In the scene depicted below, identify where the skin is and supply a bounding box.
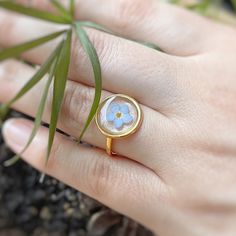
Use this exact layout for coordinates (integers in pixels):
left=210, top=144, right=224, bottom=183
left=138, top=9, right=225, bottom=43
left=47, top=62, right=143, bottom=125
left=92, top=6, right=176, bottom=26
left=0, top=0, right=236, bottom=235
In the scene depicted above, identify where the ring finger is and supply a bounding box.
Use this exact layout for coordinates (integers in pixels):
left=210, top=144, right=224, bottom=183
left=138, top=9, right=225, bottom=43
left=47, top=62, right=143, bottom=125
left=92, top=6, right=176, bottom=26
left=0, top=60, right=172, bottom=168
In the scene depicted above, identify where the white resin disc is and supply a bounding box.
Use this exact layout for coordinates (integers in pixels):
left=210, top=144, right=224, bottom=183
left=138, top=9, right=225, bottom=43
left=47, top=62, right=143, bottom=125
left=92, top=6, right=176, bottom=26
left=96, top=95, right=140, bottom=137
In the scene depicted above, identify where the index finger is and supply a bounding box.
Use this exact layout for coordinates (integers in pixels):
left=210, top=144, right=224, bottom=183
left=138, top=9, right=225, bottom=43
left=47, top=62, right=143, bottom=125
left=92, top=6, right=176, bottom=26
left=0, top=9, right=184, bottom=112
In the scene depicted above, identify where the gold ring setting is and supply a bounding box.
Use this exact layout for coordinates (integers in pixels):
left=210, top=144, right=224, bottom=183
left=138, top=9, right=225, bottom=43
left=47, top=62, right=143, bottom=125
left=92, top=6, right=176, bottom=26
left=95, top=94, right=142, bottom=156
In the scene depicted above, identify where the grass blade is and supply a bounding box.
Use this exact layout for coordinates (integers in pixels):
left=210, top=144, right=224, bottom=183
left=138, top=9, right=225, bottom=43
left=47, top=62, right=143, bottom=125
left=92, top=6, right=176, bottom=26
left=47, top=30, right=72, bottom=164
left=4, top=59, right=57, bottom=167
left=0, top=30, right=65, bottom=62
left=49, top=0, right=72, bottom=21
left=74, top=23, right=102, bottom=142
left=0, top=1, right=71, bottom=24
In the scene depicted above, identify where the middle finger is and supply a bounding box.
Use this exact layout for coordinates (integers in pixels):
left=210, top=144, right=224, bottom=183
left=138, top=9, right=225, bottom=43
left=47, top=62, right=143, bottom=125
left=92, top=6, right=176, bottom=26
left=0, top=10, right=185, bottom=113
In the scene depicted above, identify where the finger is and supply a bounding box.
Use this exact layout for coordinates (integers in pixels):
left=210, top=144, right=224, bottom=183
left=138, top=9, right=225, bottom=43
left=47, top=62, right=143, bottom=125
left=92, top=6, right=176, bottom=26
left=2, top=118, right=167, bottom=234
left=0, top=10, right=186, bottom=113
left=16, top=0, right=219, bottom=56
left=0, top=60, right=169, bottom=168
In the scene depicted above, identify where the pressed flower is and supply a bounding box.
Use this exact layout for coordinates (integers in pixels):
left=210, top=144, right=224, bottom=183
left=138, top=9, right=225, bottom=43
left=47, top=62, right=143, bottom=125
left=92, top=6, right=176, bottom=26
left=106, top=103, right=133, bottom=129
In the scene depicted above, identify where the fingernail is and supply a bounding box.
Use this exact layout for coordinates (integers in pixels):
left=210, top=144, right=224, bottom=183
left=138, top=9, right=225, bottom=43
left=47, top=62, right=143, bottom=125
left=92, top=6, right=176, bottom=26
left=2, top=119, right=32, bottom=153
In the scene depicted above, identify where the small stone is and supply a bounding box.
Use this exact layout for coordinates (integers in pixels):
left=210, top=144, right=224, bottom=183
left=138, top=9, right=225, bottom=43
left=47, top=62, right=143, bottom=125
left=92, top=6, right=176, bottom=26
left=65, top=208, right=75, bottom=217
left=40, top=207, right=52, bottom=220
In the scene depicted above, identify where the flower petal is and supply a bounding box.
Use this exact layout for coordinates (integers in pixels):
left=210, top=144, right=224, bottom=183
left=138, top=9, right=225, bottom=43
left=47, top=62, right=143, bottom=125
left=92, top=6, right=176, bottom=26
left=122, top=114, right=133, bottom=124
left=114, top=118, right=123, bottom=129
left=111, top=104, right=120, bottom=113
left=120, top=104, right=129, bottom=114
left=106, top=112, right=115, bottom=122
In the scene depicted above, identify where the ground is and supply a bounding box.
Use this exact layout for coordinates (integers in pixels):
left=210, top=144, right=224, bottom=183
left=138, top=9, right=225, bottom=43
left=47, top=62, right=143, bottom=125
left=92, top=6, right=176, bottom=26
left=0, top=111, right=153, bottom=236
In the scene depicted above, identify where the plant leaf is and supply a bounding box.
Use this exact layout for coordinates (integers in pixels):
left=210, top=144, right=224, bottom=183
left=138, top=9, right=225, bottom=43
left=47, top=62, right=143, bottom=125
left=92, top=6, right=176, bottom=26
left=79, top=21, right=114, bottom=34
left=69, top=0, right=75, bottom=17
left=0, top=30, right=65, bottom=62
left=232, top=0, right=236, bottom=11
left=49, top=0, right=72, bottom=22
left=74, top=23, right=102, bottom=142
left=3, top=40, right=63, bottom=112
left=0, top=1, right=71, bottom=24
left=78, top=21, right=162, bottom=51
left=187, top=0, right=211, bottom=13
left=139, top=41, right=161, bottom=51
left=47, top=30, right=72, bottom=164
left=4, top=59, right=57, bottom=167
left=0, top=103, right=9, bottom=119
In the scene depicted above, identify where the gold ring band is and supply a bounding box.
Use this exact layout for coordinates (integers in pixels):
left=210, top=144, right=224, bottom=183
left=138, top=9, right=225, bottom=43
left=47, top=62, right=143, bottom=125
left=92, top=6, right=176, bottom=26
left=106, top=137, right=113, bottom=156
left=95, top=94, right=142, bottom=156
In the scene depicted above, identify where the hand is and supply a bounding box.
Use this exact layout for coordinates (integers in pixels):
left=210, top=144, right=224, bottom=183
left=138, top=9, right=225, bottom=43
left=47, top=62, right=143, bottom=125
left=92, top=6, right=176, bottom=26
left=1, top=1, right=236, bottom=235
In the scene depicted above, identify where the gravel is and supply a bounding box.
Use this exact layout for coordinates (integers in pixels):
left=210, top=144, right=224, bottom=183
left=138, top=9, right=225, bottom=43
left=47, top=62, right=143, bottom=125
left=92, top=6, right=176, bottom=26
left=0, top=111, right=154, bottom=236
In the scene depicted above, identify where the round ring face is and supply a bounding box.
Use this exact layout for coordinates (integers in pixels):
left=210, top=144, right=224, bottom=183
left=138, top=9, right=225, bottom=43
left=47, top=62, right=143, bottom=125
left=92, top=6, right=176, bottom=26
left=95, top=94, right=142, bottom=138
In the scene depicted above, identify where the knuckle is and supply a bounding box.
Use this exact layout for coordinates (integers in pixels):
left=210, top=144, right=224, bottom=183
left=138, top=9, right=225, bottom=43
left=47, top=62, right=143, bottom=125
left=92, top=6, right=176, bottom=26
left=114, top=0, right=152, bottom=31
left=89, top=31, right=114, bottom=70
left=0, top=60, right=20, bottom=82
left=46, top=82, right=93, bottom=130
left=61, top=83, right=94, bottom=129
left=72, top=30, right=113, bottom=73
left=87, top=155, right=113, bottom=198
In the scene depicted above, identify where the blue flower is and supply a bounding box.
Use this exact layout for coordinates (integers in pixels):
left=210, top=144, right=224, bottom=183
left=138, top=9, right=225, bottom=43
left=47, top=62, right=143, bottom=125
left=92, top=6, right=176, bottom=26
left=106, top=103, right=133, bottom=129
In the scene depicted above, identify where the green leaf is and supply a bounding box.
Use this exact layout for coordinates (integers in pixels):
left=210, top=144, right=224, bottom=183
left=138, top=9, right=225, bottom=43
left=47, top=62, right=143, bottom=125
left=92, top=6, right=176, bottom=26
left=139, top=41, right=162, bottom=51
left=4, top=59, right=57, bottom=167
left=78, top=21, right=162, bottom=51
left=169, top=0, right=180, bottom=3
left=79, top=21, right=114, bottom=34
left=232, top=0, right=236, bottom=11
left=74, top=23, right=102, bottom=142
left=0, top=1, right=71, bottom=24
left=3, top=40, right=63, bottom=111
left=0, top=30, right=65, bottom=62
left=47, top=30, right=72, bottom=164
left=49, top=0, right=72, bottom=22
left=0, top=104, right=9, bottom=124
left=187, top=0, right=211, bottom=13
left=69, top=0, right=75, bottom=17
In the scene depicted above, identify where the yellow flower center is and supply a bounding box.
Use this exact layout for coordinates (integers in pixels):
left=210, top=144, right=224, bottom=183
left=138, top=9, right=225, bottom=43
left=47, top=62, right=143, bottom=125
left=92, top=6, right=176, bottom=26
left=116, top=112, right=122, bottom=118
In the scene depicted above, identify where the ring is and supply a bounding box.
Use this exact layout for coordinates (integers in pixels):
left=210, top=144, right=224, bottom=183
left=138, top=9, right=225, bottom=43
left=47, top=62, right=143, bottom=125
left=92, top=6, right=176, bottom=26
left=95, top=94, right=143, bottom=156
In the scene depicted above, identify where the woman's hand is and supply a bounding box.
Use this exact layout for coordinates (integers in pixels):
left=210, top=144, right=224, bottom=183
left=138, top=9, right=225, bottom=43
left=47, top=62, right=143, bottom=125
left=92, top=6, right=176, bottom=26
left=1, top=0, right=236, bottom=235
